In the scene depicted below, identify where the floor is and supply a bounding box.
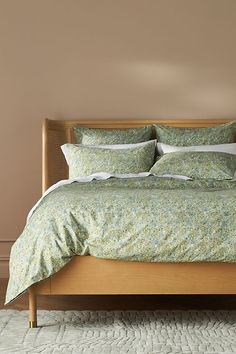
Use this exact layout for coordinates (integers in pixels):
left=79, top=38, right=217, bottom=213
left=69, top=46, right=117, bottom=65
left=2, top=309, right=236, bottom=353
left=2, top=278, right=236, bottom=311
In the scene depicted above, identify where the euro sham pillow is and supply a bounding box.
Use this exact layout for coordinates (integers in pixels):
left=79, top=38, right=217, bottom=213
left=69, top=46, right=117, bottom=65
left=154, top=121, right=236, bottom=146
left=61, top=140, right=156, bottom=178
left=157, top=142, right=236, bottom=155
left=149, top=151, right=236, bottom=180
left=73, top=125, right=153, bottom=145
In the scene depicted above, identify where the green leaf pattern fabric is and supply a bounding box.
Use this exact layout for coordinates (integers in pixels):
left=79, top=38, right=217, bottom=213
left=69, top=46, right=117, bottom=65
left=154, top=121, right=236, bottom=146
left=74, top=125, right=153, bottom=145
left=62, top=141, right=156, bottom=178
left=150, top=151, right=236, bottom=180
left=6, top=176, right=236, bottom=304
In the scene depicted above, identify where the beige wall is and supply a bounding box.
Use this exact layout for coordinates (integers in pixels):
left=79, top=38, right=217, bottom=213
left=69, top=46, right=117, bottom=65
left=1, top=0, right=236, bottom=276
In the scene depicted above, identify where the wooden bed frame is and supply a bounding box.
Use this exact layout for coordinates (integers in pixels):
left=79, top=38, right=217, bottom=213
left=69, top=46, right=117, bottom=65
left=28, top=118, right=236, bottom=328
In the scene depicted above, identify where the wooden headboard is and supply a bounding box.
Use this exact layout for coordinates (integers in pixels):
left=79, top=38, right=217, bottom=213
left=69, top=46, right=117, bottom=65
left=42, top=118, right=233, bottom=193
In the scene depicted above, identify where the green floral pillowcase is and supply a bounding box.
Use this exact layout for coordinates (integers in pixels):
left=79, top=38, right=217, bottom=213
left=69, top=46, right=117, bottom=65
left=73, top=125, right=153, bottom=145
left=62, top=141, right=156, bottom=178
left=150, top=151, right=236, bottom=180
left=154, top=121, right=236, bottom=146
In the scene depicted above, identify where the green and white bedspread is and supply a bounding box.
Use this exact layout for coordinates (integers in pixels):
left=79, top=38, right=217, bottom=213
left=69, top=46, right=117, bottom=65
left=6, top=175, right=236, bottom=303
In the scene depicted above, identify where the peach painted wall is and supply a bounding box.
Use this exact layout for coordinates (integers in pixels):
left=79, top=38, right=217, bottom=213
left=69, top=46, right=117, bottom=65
left=1, top=0, right=236, bottom=276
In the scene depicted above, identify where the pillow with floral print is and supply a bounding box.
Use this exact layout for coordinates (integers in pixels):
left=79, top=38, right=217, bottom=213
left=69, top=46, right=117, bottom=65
left=150, top=151, right=236, bottom=180
left=62, top=140, right=156, bottom=178
left=73, top=125, right=153, bottom=145
left=154, top=121, right=236, bottom=146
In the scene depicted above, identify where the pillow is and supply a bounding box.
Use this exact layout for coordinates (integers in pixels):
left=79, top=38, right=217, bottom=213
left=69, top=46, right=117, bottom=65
left=149, top=151, right=236, bottom=180
left=154, top=121, right=236, bottom=146
left=157, top=142, right=236, bottom=155
left=73, top=125, right=153, bottom=145
left=61, top=140, right=156, bottom=178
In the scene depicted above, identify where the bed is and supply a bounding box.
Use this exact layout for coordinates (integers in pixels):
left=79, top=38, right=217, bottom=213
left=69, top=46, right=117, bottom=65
left=7, top=118, right=236, bottom=328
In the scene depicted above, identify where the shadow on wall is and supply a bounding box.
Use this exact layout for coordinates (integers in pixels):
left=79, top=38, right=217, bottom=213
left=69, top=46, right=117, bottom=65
left=118, top=61, right=236, bottom=117
left=70, top=59, right=236, bottom=119
left=1, top=0, right=236, bottom=119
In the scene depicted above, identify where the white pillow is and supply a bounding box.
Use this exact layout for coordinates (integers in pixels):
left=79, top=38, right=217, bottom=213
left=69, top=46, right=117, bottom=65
left=157, top=142, right=236, bottom=155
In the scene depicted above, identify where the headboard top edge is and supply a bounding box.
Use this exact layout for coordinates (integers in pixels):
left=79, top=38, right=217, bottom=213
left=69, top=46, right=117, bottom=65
left=45, top=118, right=235, bottom=130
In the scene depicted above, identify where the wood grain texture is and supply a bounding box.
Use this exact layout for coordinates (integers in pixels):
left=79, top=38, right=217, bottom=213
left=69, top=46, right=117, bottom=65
left=2, top=279, right=236, bottom=311
left=28, top=288, right=37, bottom=326
left=32, top=257, right=236, bottom=296
left=32, top=278, right=51, bottom=295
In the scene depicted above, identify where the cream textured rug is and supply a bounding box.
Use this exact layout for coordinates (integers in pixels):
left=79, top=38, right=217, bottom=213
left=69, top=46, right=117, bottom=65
left=1, top=310, right=236, bottom=354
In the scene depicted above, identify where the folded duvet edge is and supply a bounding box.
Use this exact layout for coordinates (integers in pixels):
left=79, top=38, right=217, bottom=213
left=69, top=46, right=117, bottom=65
left=27, top=172, right=193, bottom=222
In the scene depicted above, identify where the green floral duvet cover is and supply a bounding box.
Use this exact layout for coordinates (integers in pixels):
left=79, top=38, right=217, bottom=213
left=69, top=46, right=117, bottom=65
left=6, top=176, right=236, bottom=303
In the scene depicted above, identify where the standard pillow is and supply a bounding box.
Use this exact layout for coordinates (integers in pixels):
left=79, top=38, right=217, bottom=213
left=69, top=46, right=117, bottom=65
left=157, top=142, right=236, bottom=155
left=149, top=151, right=236, bottom=180
left=154, top=121, right=236, bottom=146
left=73, top=125, right=153, bottom=145
left=61, top=140, right=156, bottom=178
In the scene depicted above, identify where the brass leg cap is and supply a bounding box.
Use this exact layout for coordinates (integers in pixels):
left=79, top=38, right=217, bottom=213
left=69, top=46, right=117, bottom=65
left=29, top=321, right=37, bottom=328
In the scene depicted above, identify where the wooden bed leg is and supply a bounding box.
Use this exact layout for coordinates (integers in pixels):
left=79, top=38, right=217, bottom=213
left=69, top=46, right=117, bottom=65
left=28, top=288, right=37, bottom=328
